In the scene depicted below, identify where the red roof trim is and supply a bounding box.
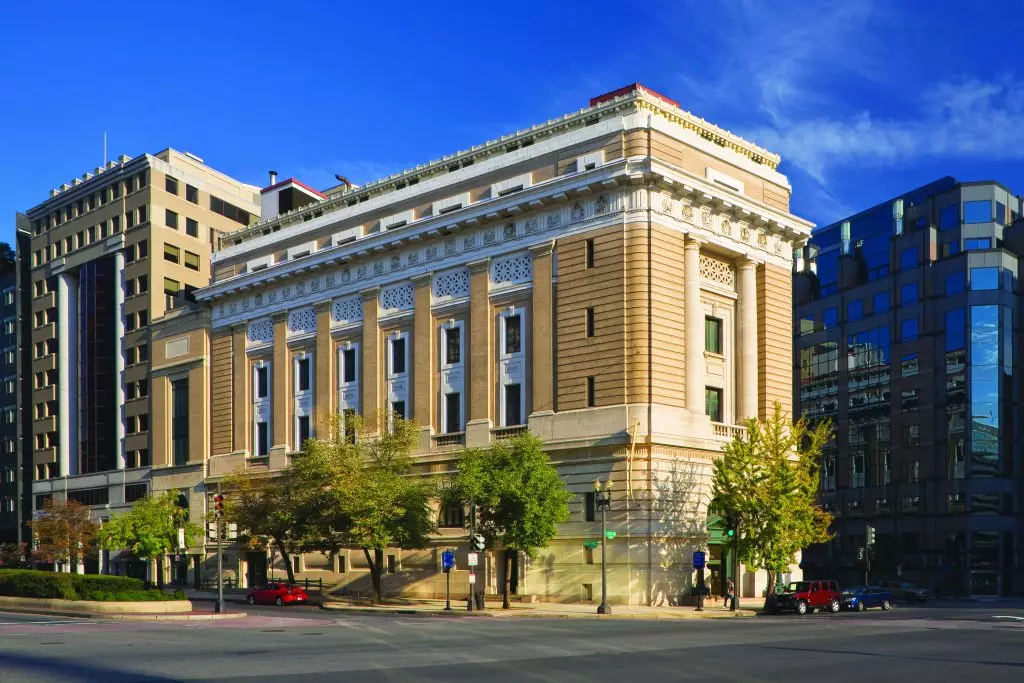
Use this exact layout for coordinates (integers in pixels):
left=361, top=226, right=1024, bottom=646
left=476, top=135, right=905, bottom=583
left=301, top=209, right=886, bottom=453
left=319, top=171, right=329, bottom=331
left=260, top=178, right=327, bottom=198
left=589, top=83, right=680, bottom=109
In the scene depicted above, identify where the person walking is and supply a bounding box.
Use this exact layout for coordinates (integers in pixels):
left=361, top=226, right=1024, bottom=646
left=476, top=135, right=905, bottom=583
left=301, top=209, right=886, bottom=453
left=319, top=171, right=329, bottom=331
left=723, top=578, right=735, bottom=608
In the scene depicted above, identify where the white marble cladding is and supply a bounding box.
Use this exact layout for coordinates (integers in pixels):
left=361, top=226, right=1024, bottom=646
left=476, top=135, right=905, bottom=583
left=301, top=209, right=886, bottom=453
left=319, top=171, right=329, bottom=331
left=380, top=282, right=414, bottom=315
left=287, top=240, right=316, bottom=259
left=332, top=295, right=363, bottom=326
left=288, top=307, right=317, bottom=337
left=248, top=318, right=274, bottom=346
left=491, top=252, right=532, bottom=288
left=432, top=267, right=469, bottom=302
left=211, top=184, right=797, bottom=328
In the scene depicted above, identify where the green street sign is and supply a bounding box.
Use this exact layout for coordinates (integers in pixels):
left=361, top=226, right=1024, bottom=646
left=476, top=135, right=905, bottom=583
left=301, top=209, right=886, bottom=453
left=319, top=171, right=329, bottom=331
left=605, top=530, right=616, bottom=540
left=583, top=540, right=600, bottom=550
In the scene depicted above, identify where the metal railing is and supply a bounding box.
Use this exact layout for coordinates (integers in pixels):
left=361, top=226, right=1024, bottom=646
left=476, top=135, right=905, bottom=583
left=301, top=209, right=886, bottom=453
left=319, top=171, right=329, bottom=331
left=491, top=425, right=528, bottom=440
left=432, top=432, right=465, bottom=449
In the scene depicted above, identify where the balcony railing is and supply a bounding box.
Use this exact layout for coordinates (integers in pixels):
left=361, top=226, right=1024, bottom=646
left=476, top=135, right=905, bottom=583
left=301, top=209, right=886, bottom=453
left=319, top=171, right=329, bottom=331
left=491, top=425, right=528, bottom=440
left=712, top=423, right=747, bottom=439
left=245, top=455, right=270, bottom=470
left=432, top=432, right=465, bottom=449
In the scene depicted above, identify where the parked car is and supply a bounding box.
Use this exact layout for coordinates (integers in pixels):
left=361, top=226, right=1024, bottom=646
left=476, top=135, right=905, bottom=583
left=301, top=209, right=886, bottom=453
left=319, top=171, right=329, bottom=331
left=246, top=582, right=310, bottom=606
left=766, top=580, right=842, bottom=615
left=841, top=585, right=893, bottom=611
left=880, top=581, right=933, bottom=603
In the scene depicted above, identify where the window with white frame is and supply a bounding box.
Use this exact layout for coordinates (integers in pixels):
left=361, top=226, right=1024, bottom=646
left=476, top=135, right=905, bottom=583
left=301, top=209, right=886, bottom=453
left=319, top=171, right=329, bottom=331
left=498, top=306, right=527, bottom=426
left=293, top=352, right=313, bottom=451
left=387, top=332, right=409, bottom=429
left=439, top=320, right=464, bottom=434
left=252, top=361, right=271, bottom=456
left=338, top=342, right=360, bottom=440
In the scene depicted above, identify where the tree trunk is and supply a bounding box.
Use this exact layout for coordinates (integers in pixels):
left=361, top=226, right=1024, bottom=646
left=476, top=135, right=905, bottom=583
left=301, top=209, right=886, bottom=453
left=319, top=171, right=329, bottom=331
left=502, top=549, right=512, bottom=610
left=364, top=547, right=384, bottom=604
left=763, top=569, right=777, bottom=610
left=277, top=540, right=295, bottom=583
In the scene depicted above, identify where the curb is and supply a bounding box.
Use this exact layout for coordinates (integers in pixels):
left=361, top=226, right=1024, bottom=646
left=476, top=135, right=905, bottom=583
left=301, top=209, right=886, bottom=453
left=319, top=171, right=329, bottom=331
left=320, top=603, right=756, bottom=620
left=0, top=604, right=247, bottom=621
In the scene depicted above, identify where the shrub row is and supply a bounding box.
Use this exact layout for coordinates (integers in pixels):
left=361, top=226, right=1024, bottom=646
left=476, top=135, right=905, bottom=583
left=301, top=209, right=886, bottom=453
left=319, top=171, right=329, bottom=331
left=83, top=590, right=185, bottom=602
left=0, top=569, right=165, bottom=601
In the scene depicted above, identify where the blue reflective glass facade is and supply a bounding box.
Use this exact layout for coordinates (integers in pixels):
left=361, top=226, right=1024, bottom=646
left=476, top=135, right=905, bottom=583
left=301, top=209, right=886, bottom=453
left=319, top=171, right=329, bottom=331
left=78, top=257, right=117, bottom=475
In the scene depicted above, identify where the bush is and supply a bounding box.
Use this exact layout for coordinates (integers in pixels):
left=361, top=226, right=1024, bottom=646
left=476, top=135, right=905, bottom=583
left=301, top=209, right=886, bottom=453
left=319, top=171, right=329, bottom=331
left=73, top=574, right=145, bottom=595
left=0, top=569, right=77, bottom=600
left=0, top=570, right=175, bottom=602
left=81, top=589, right=178, bottom=602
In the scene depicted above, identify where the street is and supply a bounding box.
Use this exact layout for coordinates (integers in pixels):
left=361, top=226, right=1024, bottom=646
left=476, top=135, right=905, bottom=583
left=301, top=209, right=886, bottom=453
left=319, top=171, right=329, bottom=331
left=1, top=603, right=1023, bottom=682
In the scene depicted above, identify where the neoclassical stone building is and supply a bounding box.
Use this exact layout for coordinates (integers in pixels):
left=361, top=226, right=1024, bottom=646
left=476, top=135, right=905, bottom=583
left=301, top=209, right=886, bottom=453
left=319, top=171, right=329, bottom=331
left=154, top=84, right=812, bottom=603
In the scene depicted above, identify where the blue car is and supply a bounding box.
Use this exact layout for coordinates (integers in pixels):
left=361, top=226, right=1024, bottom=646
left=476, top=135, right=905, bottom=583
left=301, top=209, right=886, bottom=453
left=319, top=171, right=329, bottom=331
left=841, top=586, right=893, bottom=611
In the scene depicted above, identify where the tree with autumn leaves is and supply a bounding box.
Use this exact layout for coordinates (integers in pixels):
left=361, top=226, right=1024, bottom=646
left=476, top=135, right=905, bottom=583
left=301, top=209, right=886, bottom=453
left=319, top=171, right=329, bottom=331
left=28, top=498, right=99, bottom=572
left=711, top=403, right=833, bottom=599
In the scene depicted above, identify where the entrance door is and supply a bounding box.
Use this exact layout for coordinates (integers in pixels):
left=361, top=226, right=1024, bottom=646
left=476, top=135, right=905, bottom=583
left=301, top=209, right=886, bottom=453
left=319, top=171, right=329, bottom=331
left=971, top=571, right=999, bottom=596
left=247, top=552, right=268, bottom=588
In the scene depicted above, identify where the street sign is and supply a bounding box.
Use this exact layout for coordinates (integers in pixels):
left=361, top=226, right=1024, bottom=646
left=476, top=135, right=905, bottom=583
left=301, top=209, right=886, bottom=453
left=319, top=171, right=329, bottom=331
left=605, top=530, right=616, bottom=540
left=469, top=573, right=477, bottom=584
left=468, top=552, right=479, bottom=567
left=692, top=551, right=706, bottom=569
left=442, top=550, right=455, bottom=570
left=583, top=540, right=600, bottom=550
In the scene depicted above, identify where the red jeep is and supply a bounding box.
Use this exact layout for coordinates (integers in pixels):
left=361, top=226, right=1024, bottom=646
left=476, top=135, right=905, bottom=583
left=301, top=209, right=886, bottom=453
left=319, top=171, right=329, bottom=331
left=767, top=580, right=842, bottom=615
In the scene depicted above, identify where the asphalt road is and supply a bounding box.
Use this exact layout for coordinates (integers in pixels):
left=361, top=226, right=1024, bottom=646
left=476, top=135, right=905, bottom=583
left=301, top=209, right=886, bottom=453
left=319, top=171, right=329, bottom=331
left=2, top=604, right=1024, bottom=682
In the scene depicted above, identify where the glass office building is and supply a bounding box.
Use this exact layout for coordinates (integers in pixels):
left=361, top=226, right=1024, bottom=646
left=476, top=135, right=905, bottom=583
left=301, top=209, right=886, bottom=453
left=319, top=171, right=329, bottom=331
left=794, top=177, right=1023, bottom=597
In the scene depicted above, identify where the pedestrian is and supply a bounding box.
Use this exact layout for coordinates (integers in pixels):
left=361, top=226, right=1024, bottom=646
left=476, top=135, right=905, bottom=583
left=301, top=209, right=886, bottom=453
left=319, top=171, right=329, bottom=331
left=724, top=578, right=735, bottom=608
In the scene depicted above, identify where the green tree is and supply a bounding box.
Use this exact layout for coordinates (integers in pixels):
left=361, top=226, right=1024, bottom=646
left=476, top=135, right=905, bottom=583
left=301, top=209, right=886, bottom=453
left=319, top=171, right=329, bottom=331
left=29, top=498, right=99, bottom=573
left=711, top=403, right=833, bottom=599
left=97, top=491, right=203, bottom=584
left=455, top=433, right=571, bottom=609
left=292, top=412, right=436, bottom=603
left=0, top=542, right=28, bottom=568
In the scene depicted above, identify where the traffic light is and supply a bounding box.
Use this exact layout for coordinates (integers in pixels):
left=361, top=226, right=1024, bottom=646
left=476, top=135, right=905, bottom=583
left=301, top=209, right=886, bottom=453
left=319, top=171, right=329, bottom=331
left=214, top=494, right=224, bottom=517
left=725, top=514, right=737, bottom=538
left=866, top=525, right=876, bottom=547
left=471, top=533, right=485, bottom=552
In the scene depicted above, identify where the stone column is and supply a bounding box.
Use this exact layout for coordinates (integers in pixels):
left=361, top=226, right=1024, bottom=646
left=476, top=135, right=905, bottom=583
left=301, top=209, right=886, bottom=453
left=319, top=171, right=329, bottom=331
left=271, top=314, right=288, bottom=454
left=529, top=242, right=555, bottom=418
left=466, top=259, right=492, bottom=447
left=114, top=251, right=126, bottom=469
left=56, top=271, right=79, bottom=477
left=360, top=288, right=380, bottom=428
left=231, top=325, right=248, bottom=453
left=737, top=258, right=759, bottom=422
left=412, top=274, right=433, bottom=450
left=684, top=238, right=706, bottom=421
left=314, top=303, right=332, bottom=437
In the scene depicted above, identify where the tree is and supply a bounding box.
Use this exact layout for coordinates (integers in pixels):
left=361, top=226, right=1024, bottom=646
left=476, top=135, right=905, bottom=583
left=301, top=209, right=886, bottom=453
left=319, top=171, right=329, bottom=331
left=291, top=412, right=436, bottom=603
left=97, top=491, right=202, bottom=585
left=455, top=434, right=571, bottom=609
left=0, top=242, right=13, bottom=276
left=29, top=498, right=99, bottom=573
left=221, top=468, right=310, bottom=584
left=711, top=402, right=833, bottom=600
left=0, top=542, right=28, bottom=568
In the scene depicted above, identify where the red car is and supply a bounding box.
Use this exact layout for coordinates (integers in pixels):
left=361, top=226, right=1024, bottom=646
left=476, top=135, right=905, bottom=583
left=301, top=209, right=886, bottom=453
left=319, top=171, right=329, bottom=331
left=246, top=583, right=309, bottom=606
left=766, top=580, right=843, bottom=615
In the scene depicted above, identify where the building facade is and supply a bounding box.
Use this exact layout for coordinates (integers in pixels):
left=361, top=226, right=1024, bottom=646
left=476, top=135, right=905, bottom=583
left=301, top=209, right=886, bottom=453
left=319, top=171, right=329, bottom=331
left=18, top=150, right=259, bottom=574
left=794, top=177, right=1024, bottom=597
left=0, top=256, right=18, bottom=543
left=186, top=84, right=811, bottom=604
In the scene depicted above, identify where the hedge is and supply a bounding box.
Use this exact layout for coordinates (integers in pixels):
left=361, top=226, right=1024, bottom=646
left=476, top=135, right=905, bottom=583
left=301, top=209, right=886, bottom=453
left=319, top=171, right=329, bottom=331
left=0, top=570, right=172, bottom=601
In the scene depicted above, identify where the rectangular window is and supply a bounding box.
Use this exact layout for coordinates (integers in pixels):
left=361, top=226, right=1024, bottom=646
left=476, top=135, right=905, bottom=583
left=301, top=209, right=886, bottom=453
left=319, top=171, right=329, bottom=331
left=822, top=307, right=838, bottom=329
left=946, top=270, right=964, bottom=295
left=705, top=316, right=722, bottom=353
left=965, top=238, right=991, bottom=250
left=939, top=204, right=959, bottom=230
left=901, top=424, right=920, bottom=447
left=445, top=327, right=461, bottom=365
left=585, top=238, right=595, bottom=269
left=872, top=292, right=888, bottom=313
left=342, top=348, right=357, bottom=383
left=585, top=492, right=596, bottom=522
left=391, top=338, right=406, bottom=375
left=256, top=365, right=269, bottom=399
left=441, top=503, right=465, bottom=528
left=186, top=185, right=198, bottom=204
left=445, top=392, right=461, bottom=433
left=165, top=209, right=178, bottom=229
left=165, top=176, right=179, bottom=195
left=963, top=200, right=992, bottom=224
left=391, top=400, right=406, bottom=421
left=505, top=383, right=522, bottom=426
left=137, top=205, right=147, bottom=224
left=901, top=388, right=920, bottom=412
left=297, top=357, right=311, bottom=392
left=846, top=299, right=863, bottom=321
left=184, top=250, right=200, bottom=271
left=900, top=282, right=918, bottom=305
left=138, top=310, right=148, bottom=327
left=900, top=318, right=918, bottom=341
left=705, top=387, right=723, bottom=422
left=901, top=353, right=919, bottom=377
left=586, top=377, right=596, bottom=407
left=164, top=244, right=180, bottom=264
left=171, top=378, right=189, bottom=466
left=504, top=314, right=522, bottom=354
left=256, top=422, right=269, bottom=456
left=137, top=240, right=147, bottom=258
left=971, top=267, right=999, bottom=290
left=899, top=247, right=919, bottom=270
left=586, top=308, right=596, bottom=338
left=210, top=195, right=251, bottom=225
left=297, top=415, right=311, bottom=448
left=138, top=275, right=148, bottom=293
left=186, top=218, right=198, bottom=238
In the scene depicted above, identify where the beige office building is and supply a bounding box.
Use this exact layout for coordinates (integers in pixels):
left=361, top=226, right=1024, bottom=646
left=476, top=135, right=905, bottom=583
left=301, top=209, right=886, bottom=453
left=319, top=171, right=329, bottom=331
left=19, top=150, right=259, bottom=576
left=179, top=84, right=812, bottom=603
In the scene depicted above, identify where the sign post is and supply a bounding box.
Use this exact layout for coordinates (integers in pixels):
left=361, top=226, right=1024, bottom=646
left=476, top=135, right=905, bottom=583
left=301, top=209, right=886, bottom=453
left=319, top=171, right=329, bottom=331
left=442, top=549, right=455, bottom=611
left=693, top=551, right=707, bottom=611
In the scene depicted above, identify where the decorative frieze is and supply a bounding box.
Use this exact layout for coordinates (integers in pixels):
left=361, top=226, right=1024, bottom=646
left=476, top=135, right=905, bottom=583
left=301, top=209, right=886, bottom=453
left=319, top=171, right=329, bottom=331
left=332, top=296, right=363, bottom=326
left=248, top=318, right=273, bottom=346
left=492, top=252, right=532, bottom=288
left=380, top=282, right=414, bottom=314
left=432, top=267, right=470, bottom=302
left=699, top=255, right=735, bottom=288
left=287, top=307, right=317, bottom=337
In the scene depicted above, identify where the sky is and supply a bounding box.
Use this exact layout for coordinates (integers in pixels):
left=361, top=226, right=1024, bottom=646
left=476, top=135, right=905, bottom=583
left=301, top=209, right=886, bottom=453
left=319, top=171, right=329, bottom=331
left=2, top=0, right=1023, bottom=246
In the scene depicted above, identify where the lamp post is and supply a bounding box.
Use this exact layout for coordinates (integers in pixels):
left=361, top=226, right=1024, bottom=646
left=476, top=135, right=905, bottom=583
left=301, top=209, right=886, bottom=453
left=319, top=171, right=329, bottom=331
left=594, top=479, right=613, bottom=615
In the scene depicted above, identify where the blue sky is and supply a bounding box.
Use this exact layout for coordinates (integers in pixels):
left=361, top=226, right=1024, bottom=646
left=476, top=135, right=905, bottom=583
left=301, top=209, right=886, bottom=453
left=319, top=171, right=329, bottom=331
left=2, top=0, right=1023, bottom=245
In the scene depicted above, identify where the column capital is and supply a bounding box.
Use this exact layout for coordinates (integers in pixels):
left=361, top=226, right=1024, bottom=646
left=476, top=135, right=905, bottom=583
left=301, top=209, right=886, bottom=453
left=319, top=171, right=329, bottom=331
left=684, top=235, right=705, bottom=249
left=737, top=255, right=761, bottom=271
left=411, top=272, right=433, bottom=287
left=528, top=240, right=555, bottom=257
left=271, top=311, right=288, bottom=323
left=468, top=258, right=490, bottom=274
left=360, top=286, right=380, bottom=301
left=314, top=300, right=332, bottom=313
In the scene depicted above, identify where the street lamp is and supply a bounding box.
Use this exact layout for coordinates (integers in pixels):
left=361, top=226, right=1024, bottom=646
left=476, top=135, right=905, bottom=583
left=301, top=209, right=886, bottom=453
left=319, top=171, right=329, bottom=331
left=594, top=479, right=613, bottom=615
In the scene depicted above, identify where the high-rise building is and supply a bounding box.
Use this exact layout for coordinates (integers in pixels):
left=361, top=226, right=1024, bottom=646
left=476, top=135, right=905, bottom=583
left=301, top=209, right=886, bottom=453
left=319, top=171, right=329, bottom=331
left=794, top=177, right=1023, bottom=597
left=0, top=247, right=18, bottom=544
left=17, top=150, right=259, bottom=574
left=168, top=84, right=812, bottom=601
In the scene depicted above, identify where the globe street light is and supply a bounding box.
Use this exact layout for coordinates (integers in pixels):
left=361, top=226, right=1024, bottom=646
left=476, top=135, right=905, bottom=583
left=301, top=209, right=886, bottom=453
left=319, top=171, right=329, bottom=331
left=594, top=479, right=613, bottom=615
